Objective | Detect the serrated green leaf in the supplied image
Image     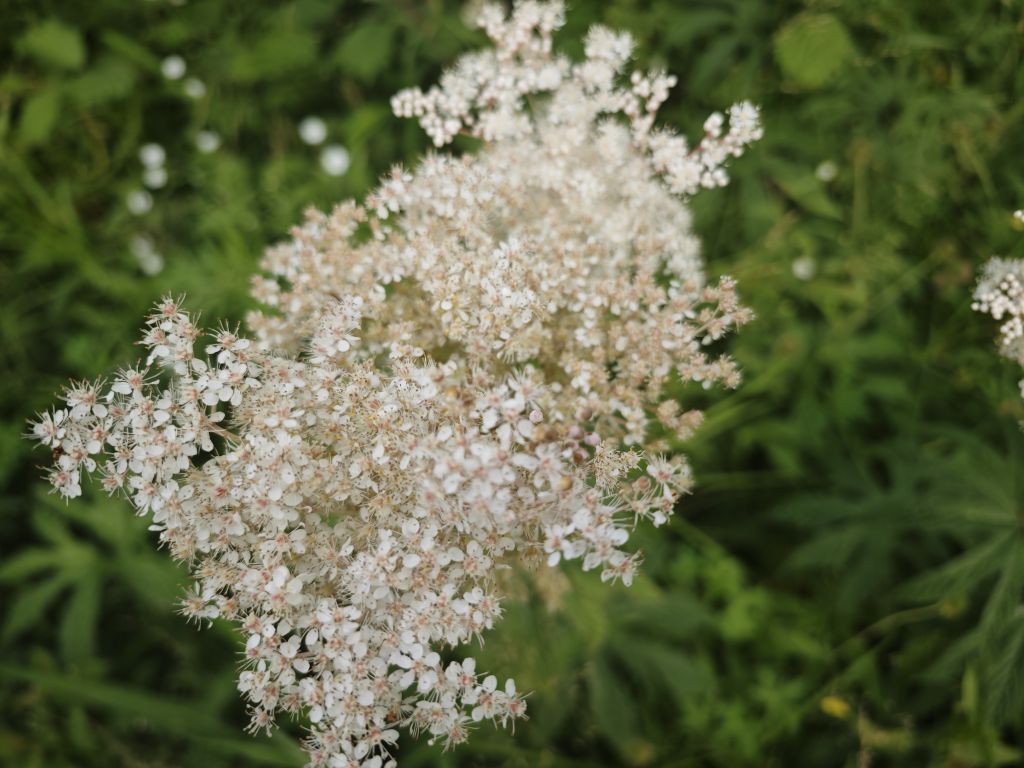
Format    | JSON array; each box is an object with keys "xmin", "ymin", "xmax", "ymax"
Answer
[
  {"xmin": 898, "ymin": 533, "xmax": 1013, "ymax": 602},
  {"xmin": 979, "ymin": 538, "xmax": 1024, "ymax": 648},
  {"xmin": 983, "ymin": 618, "xmax": 1024, "ymax": 724}
]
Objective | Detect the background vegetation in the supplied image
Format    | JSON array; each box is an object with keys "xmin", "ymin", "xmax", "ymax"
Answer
[{"xmin": 2, "ymin": 0, "xmax": 1024, "ymax": 765}]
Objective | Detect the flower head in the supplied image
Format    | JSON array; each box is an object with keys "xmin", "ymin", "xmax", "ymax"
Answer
[{"xmin": 28, "ymin": 3, "xmax": 759, "ymax": 766}]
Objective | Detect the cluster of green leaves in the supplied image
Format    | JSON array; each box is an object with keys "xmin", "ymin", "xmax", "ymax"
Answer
[{"xmin": 2, "ymin": 0, "xmax": 1024, "ymax": 766}]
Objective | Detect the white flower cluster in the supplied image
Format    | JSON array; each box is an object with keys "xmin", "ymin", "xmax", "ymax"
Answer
[
  {"xmin": 974, "ymin": 254, "xmax": 1024, "ymax": 397},
  {"xmin": 29, "ymin": 3, "xmax": 759, "ymax": 767},
  {"xmin": 391, "ymin": 1, "xmax": 761, "ymax": 196}
]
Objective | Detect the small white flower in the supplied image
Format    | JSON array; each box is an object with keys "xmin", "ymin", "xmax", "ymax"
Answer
[
  {"xmin": 183, "ymin": 77, "xmax": 206, "ymax": 99},
  {"xmin": 299, "ymin": 116, "xmax": 328, "ymax": 146},
  {"xmin": 815, "ymin": 160, "xmax": 838, "ymax": 182},
  {"xmin": 161, "ymin": 55, "xmax": 186, "ymax": 81},
  {"xmin": 320, "ymin": 145, "xmax": 350, "ymax": 176},
  {"xmin": 131, "ymin": 235, "xmax": 164, "ymax": 275},
  {"xmin": 792, "ymin": 255, "xmax": 816, "ymax": 281},
  {"xmin": 139, "ymin": 143, "xmax": 166, "ymax": 168},
  {"xmin": 32, "ymin": 409, "xmax": 66, "ymax": 448},
  {"xmin": 196, "ymin": 130, "xmax": 221, "ymax": 154},
  {"xmin": 126, "ymin": 189, "xmax": 153, "ymax": 215},
  {"xmin": 138, "ymin": 253, "xmax": 164, "ymax": 278},
  {"xmin": 143, "ymin": 166, "xmax": 168, "ymax": 190}
]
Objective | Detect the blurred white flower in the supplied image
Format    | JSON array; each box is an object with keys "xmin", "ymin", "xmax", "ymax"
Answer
[
  {"xmin": 143, "ymin": 166, "xmax": 168, "ymax": 190},
  {"xmin": 1014, "ymin": 209, "xmax": 1024, "ymax": 224},
  {"xmin": 139, "ymin": 143, "xmax": 166, "ymax": 168},
  {"xmin": 320, "ymin": 144, "xmax": 350, "ymax": 176},
  {"xmin": 792, "ymin": 255, "xmax": 817, "ymax": 281},
  {"xmin": 126, "ymin": 189, "xmax": 153, "ymax": 215},
  {"xmin": 299, "ymin": 116, "xmax": 328, "ymax": 146},
  {"xmin": 130, "ymin": 235, "xmax": 164, "ymax": 275},
  {"xmin": 183, "ymin": 77, "xmax": 206, "ymax": 99},
  {"xmin": 161, "ymin": 55, "xmax": 186, "ymax": 81},
  {"xmin": 815, "ymin": 160, "xmax": 838, "ymax": 183},
  {"xmin": 196, "ymin": 130, "xmax": 221, "ymax": 154}
]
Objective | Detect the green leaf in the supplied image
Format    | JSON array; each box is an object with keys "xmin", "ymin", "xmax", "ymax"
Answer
[
  {"xmin": 228, "ymin": 28, "xmax": 318, "ymax": 83},
  {"xmin": 689, "ymin": 34, "xmax": 738, "ymax": 95},
  {"xmin": 785, "ymin": 526, "xmax": 864, "ymax": 571},
  {"xmin": 616, "ymin": 592, "xmax": 713, "ymax": 640},
  {"xmin": 100, "ymin": 30, "xmax": 160, "ymax": 69},
  {"xmin": 333, "ymin": 23, "xmax": 394, "ymax": 83},
  {"xmin": 18, "ymin": 19, "xmax": 86, "ymax": 71},
  {"xmin": 0, "ymin": 665, "xmax": 305, "ymax": 766},
  {"xmin": 0, "ymin": 548, "xmax": 61, "ymax": 582},
  {"xmin": 898, "ymin": 533, "xmax": 1013, "ymax": 602},
  {"xmin": 774, "ymin": 13, "xmax": 855, "ymax": 89},
  {"xmin": 117, "ymin": 552, "xmax": 187, "ymax": 610},
  {"xmin": 770, "ymin": 165, "xmax": 844, "ymax": 220},
  {"xmin": 30, "ymin": 506, "xmax": 75, "ymax": 547},
  {"xmin": 614, "ymin": 638, "xmax": 714, "ymax": 705},
  {"xmin": 68, "ymin": 57, "xmax": 137, "ymax": 107},
  {"xmin": 588, "ymin": 655, "xmax": 639, "ymax": 752},
  {"xmin": 2, "ymin": 575, "xmax": 72, "ymax": 644},
  {"xmin": 983, "ymin": 618, "xmax": 1024, "ymax": 724},
  {"xmin": 661, "ymin": 9, "xmax": 731, "ymax": 47},
  {"xmin": 59, "ymin": 574, "xmax": 101, "ymax": 664},
  {"xmin": 67, "ymin": 704, "xmax": 98, "ymax": 753},
  {"xmin": 18, "ymin": 88, "xmax": 62, "ymax": 147},
  {"xmin": 979, "ymin": 539, "xmax": 1024, "ymax": 648}
]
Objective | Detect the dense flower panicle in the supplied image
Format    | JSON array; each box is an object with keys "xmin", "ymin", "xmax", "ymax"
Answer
[{"xmin": 28, "ymin": 3, "xmax": 759, "ymax": 767}]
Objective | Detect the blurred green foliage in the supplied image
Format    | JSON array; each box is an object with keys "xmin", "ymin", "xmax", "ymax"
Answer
[{"xmin": 2, "ymin": 0, "xmax": 1024, "ymax": 766}]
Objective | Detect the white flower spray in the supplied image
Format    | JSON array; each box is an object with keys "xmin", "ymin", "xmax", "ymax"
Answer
[
  {"xmin": 973, "ymin": 210, "xmax": 1024, "ymax": 400},
  {"xmin": 28, "ymin": 3, "xmax": 760, "ymax": 767}
]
